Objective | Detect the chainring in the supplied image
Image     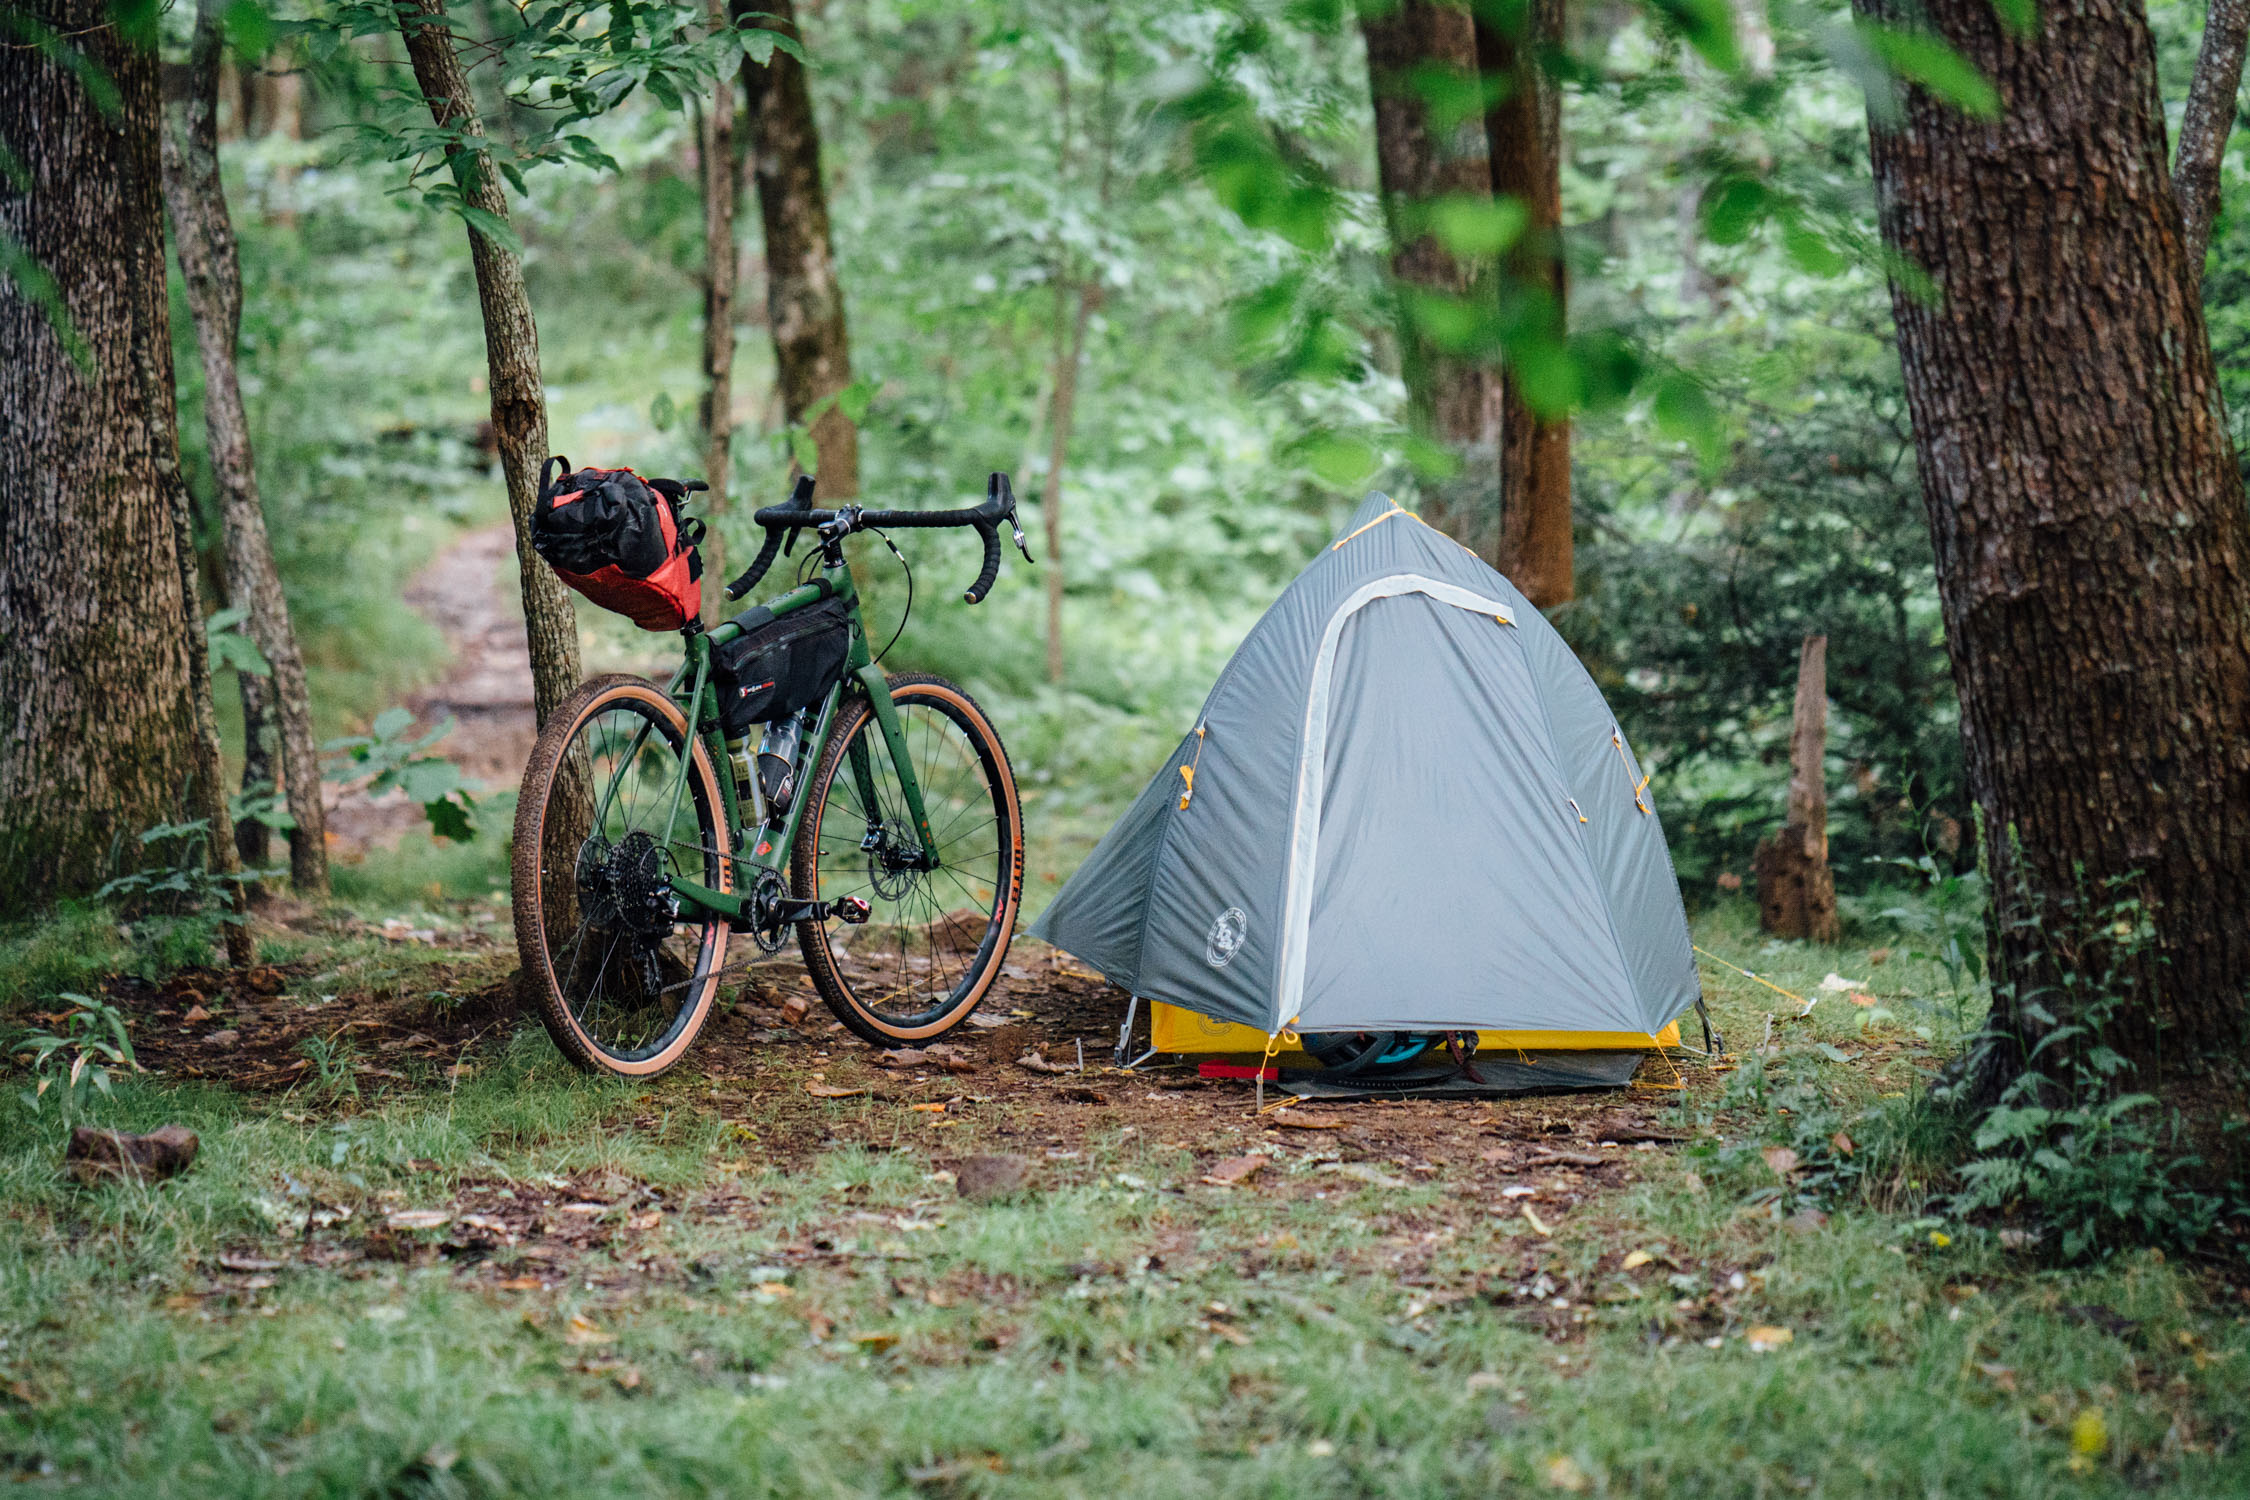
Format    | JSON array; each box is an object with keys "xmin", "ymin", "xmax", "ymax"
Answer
[{"xmin": 746, "ymin": 867, "xmax": 792, "ymax": 954}]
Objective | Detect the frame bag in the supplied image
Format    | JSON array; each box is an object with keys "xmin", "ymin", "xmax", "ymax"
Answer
[
  {"xmin": 711, "ymin": 596, "xmax": 853, "ymax": 737},
  {"xmin": 531, "ymin": 458, "xmax": 704, "ymax": 631}
]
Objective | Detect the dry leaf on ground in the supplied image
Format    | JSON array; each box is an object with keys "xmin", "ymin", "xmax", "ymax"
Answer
[
  {"xmin": 804, "ymin": 1083, "xmax": 866, "ymax": 1099},
  {"xmin": 1746, "ymin": 1325, "xmax": 1793, "ymax": 1352},
  {"xmin": 1201, "ymin": 1156, "xmax": 1267, "ymax": 1187}
]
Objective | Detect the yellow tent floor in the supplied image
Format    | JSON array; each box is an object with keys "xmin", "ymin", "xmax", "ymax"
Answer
[{"xmin": 1149, "ymin": 1002, "xmax": 1679, "ymax": 1064}]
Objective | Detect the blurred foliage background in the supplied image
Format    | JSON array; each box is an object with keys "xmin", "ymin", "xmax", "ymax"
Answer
[{"xmin": 171, "ymin": 0, "xmax": 2250, "ymax": 919}]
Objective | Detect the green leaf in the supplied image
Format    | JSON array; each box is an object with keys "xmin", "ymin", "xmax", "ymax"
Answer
[
  {"xmin": 1652, "ymin": 371, "xmax": 1726, "ymax": 473},
  {"xmin": 1285, "ymin": 431, "xmax": 1380, "ymax": 490},
  {"xmin": 650, "ymin": 391, "xmax": 678, "ymax": 432},
  {"xmin": 1987, "ymin": 0, "xmax": 2037, "ymax": 38},
  {"xmin": 1700, "ymin": 176, "xmax": 1768, "ymax": 247},
  {"xmin": 455, "ymin": 203, "xmax": 525, "ymax": 255},
  {"xmin": 834, "ymin": 376, "xmax": 879, "ymax": 425},
  {"xmin": 371, "ymin": 707, "xmax": 415, "ymax": 740},
  {"xmin": 1424, "ymin": 194, "xmax": 1530, "ymax": 259},
  {"xmin": 1781, "ymin": 220, "xmax": 1850, "ymax": 276},
  {"xmin": 423, "ymin": 793, "xmax": 477, "ymax": 843},
  {"xmin": 221, "ymin": 0, "xmax": 273, "ymax": 61},
  {"xmin": 1857, "ymin": 24, "xmax": 2001, "ymax": 119},
  {"xmin": 205, "ymin": 610, "xmax": 272, "ymax": 678},
  {"xmin": 1645, "ymin": 0, "xmax": 1739, "ymax": 74},
  {"xmin": 395, "ymin": 758, "xmax": 466, "ymax": 806}
]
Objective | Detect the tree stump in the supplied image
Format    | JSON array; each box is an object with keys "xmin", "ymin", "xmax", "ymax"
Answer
[{"xmin": 1756, "ymin": 635, "xmax": 1840, "ymax": 943}]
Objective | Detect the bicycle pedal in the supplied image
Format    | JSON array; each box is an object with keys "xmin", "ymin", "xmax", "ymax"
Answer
[{"xmin": 832, "ymin": 896, "xmax": 871, "ymax": 925}]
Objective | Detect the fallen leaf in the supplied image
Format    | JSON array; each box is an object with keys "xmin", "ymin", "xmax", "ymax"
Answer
[
  {"xmin": 779, "ymin": 996, "xmax": 810, "ymax": 1025},
  {"xmin": 804, "ymin": 1083, "xmax": 866, "ymax": 1099},
  {"xmin": 495, "ymin": 1277, "xmax": 544, "ymax": 1291},
  {"xmin": 1520, "ymin": 1204, "xmax": 1552, "ymax": 1237},
  {"xmin": 1816, "ymin": 972, "xmax": 1865, "ymax": 993},
  {"xmin": 1016, "ymin": 1051, "xmax": 1073, "ymax": 1075},
  {"xmin": 1760, "ymin": 1146, "xmax": 1800, "ymax": 1179},
  {"xmin": 1527, "ymin": 1149, "xmax": 1604, "ymax": 1167},
  {"xmin": 1621, "ymin": 1250, "xmax": 1655, "ymax": 1271},
  {"xmin": 385, "ymin": 1209, "xmax": 452, "ymax": 1232},
  {"xmin": 1541, "ymin": 1453, "xmax": 1590, "ymax": 1492},
  {"xmin": 613, "ymin": 1365, "xmax": 641, "ymax": 1390},
  {"xmin": 1976, "ymin": 1362, "xmax": 2018, "ymax": 1393},
  {"xmin": 1201, "ymin": 1156, "xmax": 1267, "ymax": 1187},
  {"xmin": 1831, "ymin": 1130, "xmax": 1855, "ymax": 1157},
  {"xmin": 1270, "ymin": 1111, "xmax": 1348, "ymax": 1131},
  {"xmin": 1746, "ymin": 1325, "xmax": 1793, "ymax": 1352},
  {"xmin": 181, "ymin": 1004, "xmax": 212, "ymax": 1024},
  {"xmin": 626, "ymin": 1211, "xmax": 662, "ymax": 1231},
  {"xmin": 909, "ymin": 1102, "xmax": 947, "ymax": 1114},
  {"xmin": 873, "ymin": 1049, "xmax": 930, "ymax": 1069},
  {"xmin": 559, "ymin": 1202, "xmax": 610, "ymax": 1217},
  {"xmin": 851, "ymin": 1331, "xmax": 898, "ymax": 1351},
  {"xmin": 218, "ymin": 1251, "xmax": 283, "ymax": 1272},
  {"xmin": 564, "ymin": 1315, "xmax": 612, "ymax": 1346},
  {"xmin": 1317, "ymin": 1162, "xmax": 1408, "ymax": 1189},
  {"xmin": 1848, "ymin": 991, "xmax": 1878, "ymax": 1007}
]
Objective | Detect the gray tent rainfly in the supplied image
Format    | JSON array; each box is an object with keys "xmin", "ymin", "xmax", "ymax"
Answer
[{"xmin": 1031, "ymin": 492, "xmax": 1700, "ymax": 1053}]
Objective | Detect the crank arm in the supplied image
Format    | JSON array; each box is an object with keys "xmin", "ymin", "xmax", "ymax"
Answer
[{"xmin": 735, "ymin": 894, "xmax": 870, "ymax": 930}]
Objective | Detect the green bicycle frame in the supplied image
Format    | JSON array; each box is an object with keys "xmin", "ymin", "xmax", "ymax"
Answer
[{"xmin": 654, "ymin": 556, "xmax": 942, "ymax": 928}]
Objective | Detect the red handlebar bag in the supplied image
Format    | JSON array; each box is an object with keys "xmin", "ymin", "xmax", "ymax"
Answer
[{"xmin": 531, "ymin": 458, "xmax": 703, "ymax": 632}]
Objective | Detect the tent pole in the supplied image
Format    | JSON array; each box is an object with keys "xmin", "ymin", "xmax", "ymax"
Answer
[{"xmin": 1114, "ymin": 995, "xmax": 1140, "ymax": 1067}]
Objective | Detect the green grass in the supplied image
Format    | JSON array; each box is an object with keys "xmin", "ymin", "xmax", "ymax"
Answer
[{"xmin": 0, "ymin": 916, "xmax": 2246, "ymax": 1495}]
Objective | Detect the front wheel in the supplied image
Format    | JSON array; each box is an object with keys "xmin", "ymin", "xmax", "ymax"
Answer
[
  {"xmin": 793, "ymin": 674, "xmax": 1024, "ymax": 1045},
  {"xmin": 512, "ymin": 674, "xmax": 731, "ymax": 1077}
]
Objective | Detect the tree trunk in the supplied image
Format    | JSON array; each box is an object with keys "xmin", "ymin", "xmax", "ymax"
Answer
[
  {"xmin": 0, "ymin": 1, "xmax": 208, "ymax": 916},
  {"xmin": 697, "ymin": 0, "xmax": 740, "ymax": 624},
  {"xmin": 1755, "ymin": 635, "xmax": 1839, "ymax": 943},
  {"xmin": 737, "ymin": 0, "xmax": 859, "ymax": 499},
  {"xmin": 1857, "ymin": 0, "xmax": 2250, "ymax": 1106},
  {"xmin": 1475, "ymin": 0, "xmax": 1572, "ymax": 607},
  {"xmin": 397, "ymin": 0, "xmax": 582, "ymax": 726},
  {"xmin": 160, "ymin": 0, "xmax": 330, "ymax": 895},
  {"xmin": 1359, "ymin": 0, "xmax": 1503, "ymax": 555},
  {"xmin": 2174, "ymin": 0, "xmax": 2250, "ymax": 270}
]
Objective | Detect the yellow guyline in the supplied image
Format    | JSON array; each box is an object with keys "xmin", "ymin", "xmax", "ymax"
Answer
[{"xmin": 1692, "ymin": 944, "xmax": 1812, "ymax": 1013}]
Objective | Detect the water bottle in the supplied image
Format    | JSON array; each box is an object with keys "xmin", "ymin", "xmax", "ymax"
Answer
[{"xmin": 757, "ymin": 709, "xmax": 806, "ymax": 819}]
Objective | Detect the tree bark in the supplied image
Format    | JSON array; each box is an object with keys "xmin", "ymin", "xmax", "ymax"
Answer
[
  {"xmin": 2174, "ymin": 0, "xmax": 2250, "ymax": 270},
  {"xmin": 1857, "ymin": 0, "xmax": 2250, "ymax": 1105},
  {"xmin": 0, "ymin": 1, "xmax": 208, "ymax": 916},
  {"xmin": 697, "ymin": 0, "xmax": 740, "ymax": 624},
  {"xmin": 1040, "ymin": 280, "xmax": 1096, "ymax": 685},
  {"xmin": 1476, "ymin": 0, "xmax": 1572, "ymax": 608},
  {"xmin": 1359, "ymin": 0, "xmax": 1503, "ymax": 555},
  {"xmin": 397, "ymin": 0, "xmax": 582, "ymax": 726},
  {"xmin": 160, "ymin": 0, "xmax": 330, "ymax": 895},
  {"xmin": 737, "ymin": 0, "xmax": 859, "ymax": 499},
  {"xmin": 1755, "ymin": 635, "xmax": 1839, "ymax": 943}
]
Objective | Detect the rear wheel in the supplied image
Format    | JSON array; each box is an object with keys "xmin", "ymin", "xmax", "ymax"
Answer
[
  {"xmin": 512, "ymin": 675, "xmax": 731, "ymax": 1077},
  {"xmin": 793, "ymin": 674, "xmax": 1023, "ymax": 1045}
]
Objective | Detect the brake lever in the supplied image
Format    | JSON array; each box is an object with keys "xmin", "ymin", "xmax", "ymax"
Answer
[{"xmin": 1011, "ymin": 516, "xmax": 1035, "ymax": 564}]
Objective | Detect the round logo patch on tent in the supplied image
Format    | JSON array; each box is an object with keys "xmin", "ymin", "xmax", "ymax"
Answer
[{"xmin": 1205, "ymin": 907, "xmax": 1247, "ymax": 968}]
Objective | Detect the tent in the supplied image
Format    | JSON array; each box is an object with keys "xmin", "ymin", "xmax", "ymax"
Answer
[{"xmin": 1030, "ymin": 492, "xmax": 1701, "ymax": 1065}]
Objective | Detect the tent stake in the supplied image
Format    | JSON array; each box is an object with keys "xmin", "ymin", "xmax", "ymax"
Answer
[{"xmin": 1114, "ymin": 995, "xmax": 1140, "ymax": 1067}]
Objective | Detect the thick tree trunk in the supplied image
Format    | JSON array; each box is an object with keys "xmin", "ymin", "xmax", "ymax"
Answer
[
  {"xmin": 1475, "ymin": 0, "xmax": 1572, "ymax": 607},
  {"xmin": 697, "ymin": 0, "xmax": 740, "ymax": 624},
  {"xmin": 737, "ymin": 0, "xmax": 859, "ymax": 499},
  {"xmin": 161, "ymin": 0, "xmax": 330, "ymax": 895},
  {"xmin": 1755, "ymin": 635, "xmax": 1839, "ymax": 943},
  {"xmin": 398, "ymin": 0, "xmax": 582, "ymax": 725},
  {"xmin": 1857, "ymin": 0, "xmax": 2250, "ymax": 1105},
  {"xmin": 0, "ymin": 2, "xmax": 207, "ymax": 916},
  {"xmin": 2174, "ymin": 0, "xmax": 2250, "ymax": 270},
  {"xmin": 1359, "ymin": 0, "xmax": 1503, "ymax": 555}
]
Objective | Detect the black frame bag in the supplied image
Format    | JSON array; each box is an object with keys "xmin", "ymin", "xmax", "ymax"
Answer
[{"xmin": 711, "ymin": 596, "xmax": 854, "ymax": 737}]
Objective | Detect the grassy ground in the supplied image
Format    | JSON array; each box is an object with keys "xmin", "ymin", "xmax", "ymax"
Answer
[{"xmin": 0, "ymin": 897, "xmax": 2245, "ymax": 1498}]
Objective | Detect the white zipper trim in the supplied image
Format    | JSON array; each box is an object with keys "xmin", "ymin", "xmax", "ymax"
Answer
[{"xmin": 1270, "ymin": 574, "xmax": 1516, "ymax": 1031}]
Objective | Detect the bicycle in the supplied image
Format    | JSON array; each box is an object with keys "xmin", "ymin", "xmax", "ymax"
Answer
[{"xmin": 512, "ymin": 471, "xmax": 1035, "ymax": 1078}]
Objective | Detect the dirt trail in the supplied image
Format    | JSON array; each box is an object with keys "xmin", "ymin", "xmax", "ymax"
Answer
[{"xmin": 326, "ymin": 525, "xmax": 538, "ymax": 852}]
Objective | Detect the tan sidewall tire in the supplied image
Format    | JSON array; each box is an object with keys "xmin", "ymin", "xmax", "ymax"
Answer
[
  {"xmin": 794, "ymin": 675, "xmax": 1024, "ymax": 1045},
  {"xmin": 512, "ymin": 674, "xmax": 731, "ymax": 1077}
]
